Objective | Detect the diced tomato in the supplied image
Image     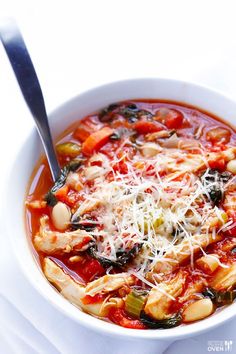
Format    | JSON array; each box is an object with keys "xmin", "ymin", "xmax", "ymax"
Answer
[
  {"xmin": 225, "ymin": 226, "xmax": 236, "ymax": 237},
  {"xmin": 54, "ymin": 185, "xmax": 69, "ymax": 202},
  {"xmin": 164, "ymin": 110, "xmax": 184, "ymax": 129},
  {"xmin": 82, "ymin": 127, "xmax": 114, "ymax": 156},
  {"xmin": 80, "ymin": 236, "xmax": 94, "ymax": 248},
  {"xmin": 108, "ymin": 308, "xmax": 146, "ymax": 329},
  {"xmin": 134, "ymin": 120, "xmax": 164, "ymax": 134},
  {"xmin": 206, "ymin": 127, "xmax": 231, "ymax": 144},
  {"xmin": 111, "ymin": 115, "xmax": 133, "ymax": 129},
  {"xmin": 63, "ymin": 190, "xmax": 81, "ymax": 207},
  {"xmin": 81, "ymin": 258, "xmax": 105, "ymax": 282},
  {"xmin": 208, "ymin": 158, "xmax": 226, "ymax": 171},
  {"xmin": 82, "ymin": 293, "xmax": 105, "ymax": 305},
  {"xmin": 155, "ymin": 108, "xmax": 184, "ymax": 129},
  {"xmin": 113, "ymin": 160, "xmax": 128, "ymax": 174},
  {"xmin": 208, "ymin": 143, "xmax": 227, "ymax": 152}
]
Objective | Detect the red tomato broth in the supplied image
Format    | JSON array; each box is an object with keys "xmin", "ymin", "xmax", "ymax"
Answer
[{"xmin": 25, "ymin": 100, "xmax": 236, "ymax": 329}]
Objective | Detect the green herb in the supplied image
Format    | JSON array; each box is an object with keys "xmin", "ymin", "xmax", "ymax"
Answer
[
  {"xmin": 202, "ymin": 287, "xmax": 236, "ymax": 306},
  {"xmin": 120, "ymin": 106, "xmax": 153, "ymax": 121},
  {"xmin": 88, "ymin": 243, "xmax": 142, "ymax": 268},
  {"xmin": 45, "ymin": 159, "xmax": 82, "ymax": 206},
  {"xmin": 110, "ymin": 132, "xmax": 121, "ymax": 140},
  {"xmin": 127, "ymin": 103, "xmax": 138, "ymax": 111},
  {"xmin": 140, "ymin": 311, "xmax": 182, "ymax": 329},
  {"xmin": 99, "ymin": 103, "xmax": 119, "ymax": 122},
  {"xmin": 128, "ymin": 116, "xmax": 138, "ymax": 123},
  {"xmin": 200, "ymin": 169, "xmax": 231, "ymax": 205},
  {"xmin": 71, "ymin": 214, "xmax": 96, "ymax": 232},
  {"xmin": 45, "ymin": 191, "xmax": 58, "ymax": 207}
]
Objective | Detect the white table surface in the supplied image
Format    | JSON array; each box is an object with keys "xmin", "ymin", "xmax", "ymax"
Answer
[{"xmin": 1, "ymin": 1, "xmax": 236, "ymax": 353}]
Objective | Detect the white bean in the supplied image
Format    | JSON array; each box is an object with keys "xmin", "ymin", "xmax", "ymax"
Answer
[
  {"xmin": 182, "ymin": 298, "xmax": 213, "ymax": 323},
  {"xmin": 52, "ymin": 202, "xmax": 71, "ymax": 231},
  {"xmin": 227, "ymin": 159, "xmax": 236, "ymax": 174}
]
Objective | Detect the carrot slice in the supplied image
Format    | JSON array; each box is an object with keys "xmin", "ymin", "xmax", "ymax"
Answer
[
  {"xmin": 54, "ymin": 185, "xmax": 69, "ymax": 200},
  {"xmin": 82, "ymin": 127, "xmax": 113, "ymax": 156}
]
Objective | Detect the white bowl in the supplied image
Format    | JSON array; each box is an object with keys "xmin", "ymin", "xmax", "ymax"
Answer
[{"xmin": 6, "ymin": 78, "xmax": 236, "ymax": 340}]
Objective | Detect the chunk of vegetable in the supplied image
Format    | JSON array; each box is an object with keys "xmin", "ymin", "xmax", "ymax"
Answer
[
  {"xmin": 109, "ymin": 308, "xmax": 146, "ymax": 329},
  {"xmin": 56, "ymin": 142, "xmax": 81, "ymax": 157},
  {"xmin": 165, "ymin": 110, "xmax": 183, "ymax": 129},
  {"xmin": 82, "ymin": 127, "xmax": 114, "ymax": 156},
  {"xmin": 135, "ymin": 120, "xmax": 164, "ymax": 134},
  {"xmin": 155, "ymin": 108, "xmax": 184, "ymax": 129},
  {"xmin": 81, "ymin": 258, "xmax": 105, "ymax": 282},
  {"xmin": 54, "ymin": 185, "xmax": 69, "ymax": 202},
  {"xmin": 140, "ymin": 311, "xmax": 182, "ymax": 329},
  {"xmin": 74, "ymin": 120, "xmax": 98, "ymax": 141},
  {"xmin": 206, "ymin": 127, "xmax": 231, "ymax": 144},
  {"xmin": 125, "ymin": 291, "xmax": 147, "ymax": 318}
]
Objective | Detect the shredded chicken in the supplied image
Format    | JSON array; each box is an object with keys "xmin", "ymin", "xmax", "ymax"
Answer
[
  {"xmin": 144, "ymin": 272, "xmax": 186, "ymax": 320},
  {"xmin": 44, "ymin": 258, "xmax": 127, "ymax": 317},
  {"xmin": 85, "ymin": 273, "xmax": 134, "ymax": 296},
  {"xmin": 34, "ymin": 215, "xmax": 93, "ymax": 254},
  {"xmin": 149, "ymin": 233, "xmax": 221, "ymax": 277},
  {"xmin": 44, "ymin": 258, "xmax": 103, "ymax": 315}
]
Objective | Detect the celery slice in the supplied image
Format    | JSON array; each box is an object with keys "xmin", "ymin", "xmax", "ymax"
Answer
[{"xmin": 125, "ymin": 290, "xmax": 147, "ymax": 318}]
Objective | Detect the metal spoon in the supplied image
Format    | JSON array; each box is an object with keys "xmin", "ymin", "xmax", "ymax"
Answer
[{"xmin": 0, "ymin": 19, "xmax": 60, "ymax": 181}]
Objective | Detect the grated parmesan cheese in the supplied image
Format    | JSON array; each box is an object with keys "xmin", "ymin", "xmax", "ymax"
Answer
[{"xmin": 73, "ymin": 143, "xmax": 234, "ymax": 290}]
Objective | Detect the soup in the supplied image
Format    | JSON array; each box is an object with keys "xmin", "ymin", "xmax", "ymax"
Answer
[{"xmin": 25, "ymin": 100, "xmax": 236, "ymax": 329}]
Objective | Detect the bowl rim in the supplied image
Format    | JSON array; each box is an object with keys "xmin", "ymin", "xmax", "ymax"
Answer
[{"xmin": 5, "ymin": 77, "xmax": 236, "ymax": 340}]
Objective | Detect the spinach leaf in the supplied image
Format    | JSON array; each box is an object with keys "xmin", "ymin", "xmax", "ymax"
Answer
[
  {"xmin": 99, "ymin": 103, "xmax": 119, "ymax": 122},
  {"xmin": 200, "ymin": 169, "xmax": 231, "ymax": 205},
  {"xmin": 71, "ymin": 214, "xmax": 96, "ymax": 232},
  {"xmin": 99, "ymin": 102, "xmax": 153, "ymax": 123},
  {"xmin": 45, "ymin": 159, "xmax": 82, "ymax": 206},
  {"xmin": 120, "ymin": 106, "xmax": 153, "ymax": 121},
  {"xmin": 88, "ymin": 243, "xmax": 142, "ymax": 268},
  {"xmin": 140, "ymin": 311, "xmax": 182, "ymax": 329},
  {"xmin": 202, "ymin": 287, "xmax": 236, "ymax": 306}
]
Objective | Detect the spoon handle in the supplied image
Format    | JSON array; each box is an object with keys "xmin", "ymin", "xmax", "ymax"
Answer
[{"xmin": 0, "ymin": 19, "xmax": 60, "ymax": 181}]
